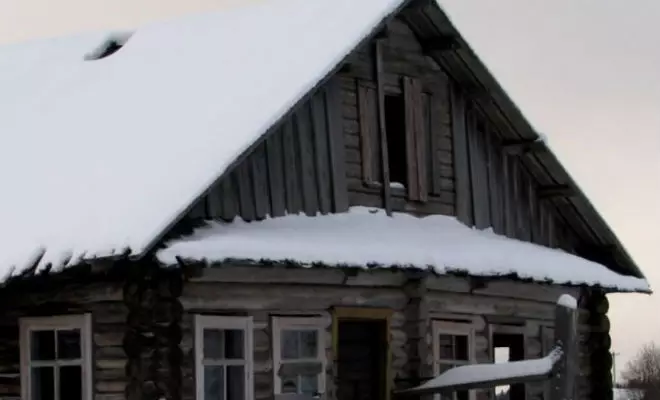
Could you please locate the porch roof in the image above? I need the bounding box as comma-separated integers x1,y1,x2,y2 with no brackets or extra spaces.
157,207,650,293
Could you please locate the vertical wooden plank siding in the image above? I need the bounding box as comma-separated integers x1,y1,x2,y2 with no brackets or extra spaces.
528,184,540,245
265,132,287,218
250,147,270,220
325,77,349,212
295,104,320,216
503,155,516,238
423,93,435,194
206,184,223,218
358,84,376,183
192,78,348,222
235,164,255,221
487,130,505,234
282,119,302,214
468,114,492,228
311,96,333,215
429,92,450,196
375,39,392,215
450,84,473,225
518,170,532,241
413,79,428,202
466,110,489,229
403,77,421,201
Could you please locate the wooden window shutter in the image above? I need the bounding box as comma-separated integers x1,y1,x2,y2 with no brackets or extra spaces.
403,76,428,202
357,83,380,183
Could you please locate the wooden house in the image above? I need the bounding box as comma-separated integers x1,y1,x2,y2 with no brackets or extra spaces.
0,1,650,400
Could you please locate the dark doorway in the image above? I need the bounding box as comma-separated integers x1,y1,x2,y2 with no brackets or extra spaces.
493,333,526,400
336,319,388,400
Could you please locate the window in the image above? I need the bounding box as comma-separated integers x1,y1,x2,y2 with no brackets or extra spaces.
384,93,407,188
272,317,326,397
195,315,253,400
20,314,93,400
432,321,475,400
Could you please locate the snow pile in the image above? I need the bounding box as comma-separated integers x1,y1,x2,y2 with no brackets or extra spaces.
157,207,650,292
0,0,402,276
557,294,578,309
407,347,561,394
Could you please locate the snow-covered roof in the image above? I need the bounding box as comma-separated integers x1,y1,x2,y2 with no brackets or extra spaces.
158,207,650,292
0,0,402,276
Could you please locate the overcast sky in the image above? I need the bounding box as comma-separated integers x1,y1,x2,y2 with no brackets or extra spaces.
1,0,658,378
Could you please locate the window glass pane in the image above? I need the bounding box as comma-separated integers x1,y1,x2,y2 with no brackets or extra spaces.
60,365,82,400
204,329,244,360
57,329,81,360
281,330,300,360
31,366,54,400
280,374,298,394
226,365,245,400
438,334,454,360
299,331,318,359
454,335,469,361
204,366,225,400
300,374,319,396
31,331,56,361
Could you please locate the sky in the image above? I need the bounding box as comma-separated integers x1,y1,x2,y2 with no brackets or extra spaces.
0,0,658,380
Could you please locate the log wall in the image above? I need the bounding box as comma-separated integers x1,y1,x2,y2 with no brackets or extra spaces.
180,265,596,400
0,270,128,400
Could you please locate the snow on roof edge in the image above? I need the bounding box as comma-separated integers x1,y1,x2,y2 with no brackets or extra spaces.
156,207,651,293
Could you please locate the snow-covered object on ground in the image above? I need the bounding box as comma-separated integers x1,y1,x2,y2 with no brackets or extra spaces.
0,0,402,275
157,207,650,292
406,347,561,394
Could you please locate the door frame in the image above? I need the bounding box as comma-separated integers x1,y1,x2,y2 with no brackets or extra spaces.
332,307,393,400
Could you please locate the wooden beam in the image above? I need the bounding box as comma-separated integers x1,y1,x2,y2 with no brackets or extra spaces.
420,36,460,53
374,39,392,216
502,139,547,155
537,184,575,199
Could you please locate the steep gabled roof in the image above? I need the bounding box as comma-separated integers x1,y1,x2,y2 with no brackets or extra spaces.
0,0,403,276
0,0,647,288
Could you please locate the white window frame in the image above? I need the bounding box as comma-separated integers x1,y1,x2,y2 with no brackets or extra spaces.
19,314,93,400
194,315,254,400
272,317,326,396
432,320,476,400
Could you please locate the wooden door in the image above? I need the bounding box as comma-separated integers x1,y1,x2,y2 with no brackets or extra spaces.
336,319,388,400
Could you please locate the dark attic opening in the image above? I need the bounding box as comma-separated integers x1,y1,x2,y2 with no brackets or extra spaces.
84,33,132,61
384,93,407,187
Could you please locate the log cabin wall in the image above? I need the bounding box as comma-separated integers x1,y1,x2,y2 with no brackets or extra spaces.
178,266,595,400
0,273,128,400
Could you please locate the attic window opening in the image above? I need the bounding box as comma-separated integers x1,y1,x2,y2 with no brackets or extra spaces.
384,93,407,188
84,33,132,61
